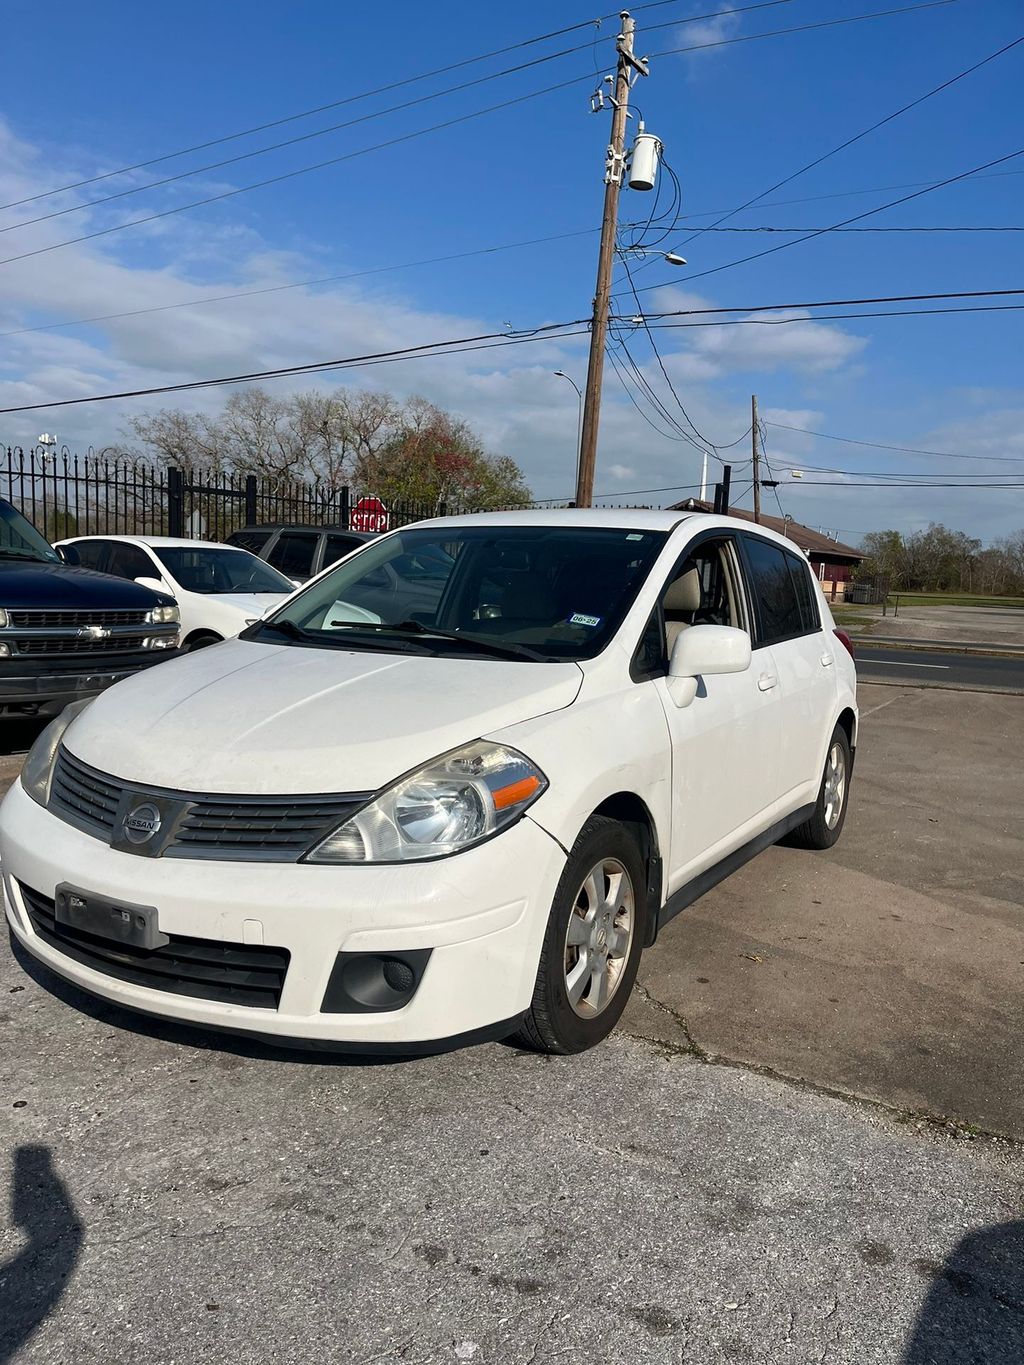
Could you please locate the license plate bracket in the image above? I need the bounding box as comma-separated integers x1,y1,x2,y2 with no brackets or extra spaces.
54,884,169,951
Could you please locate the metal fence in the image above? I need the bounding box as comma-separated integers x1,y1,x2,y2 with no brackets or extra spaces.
0,445,469,542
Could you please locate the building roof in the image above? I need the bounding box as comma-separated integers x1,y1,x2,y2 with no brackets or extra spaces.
668,499,864,561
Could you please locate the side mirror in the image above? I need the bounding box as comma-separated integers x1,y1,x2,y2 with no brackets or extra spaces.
57,544,80,566
135,575,171,596
667,624,752,708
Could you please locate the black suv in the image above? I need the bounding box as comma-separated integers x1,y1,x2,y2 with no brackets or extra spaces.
0,499,180,719
225,524,375,582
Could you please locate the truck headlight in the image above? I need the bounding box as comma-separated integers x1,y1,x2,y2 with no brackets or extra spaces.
20,699,93,807
0,608,8,628
146,605,179,624
305,742,547,864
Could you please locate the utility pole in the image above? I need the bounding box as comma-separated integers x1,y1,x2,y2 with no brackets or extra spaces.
576,12,647,507
751,393,761,523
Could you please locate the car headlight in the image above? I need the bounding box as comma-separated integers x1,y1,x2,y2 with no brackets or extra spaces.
146,605,179,624
305,741,548,864
20,699,93,807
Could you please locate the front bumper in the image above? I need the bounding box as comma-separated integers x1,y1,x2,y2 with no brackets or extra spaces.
0,780,565,1047
0,653,180,716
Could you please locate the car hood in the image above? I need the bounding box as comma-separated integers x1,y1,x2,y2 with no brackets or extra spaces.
64,637,583,793
0,560,173,609
199,591,289,616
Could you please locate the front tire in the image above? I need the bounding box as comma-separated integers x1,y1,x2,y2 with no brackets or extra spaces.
788,724,852,850
510,815,647,1054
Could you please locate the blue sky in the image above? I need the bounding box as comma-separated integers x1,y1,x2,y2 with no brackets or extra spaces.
2,0,1022,543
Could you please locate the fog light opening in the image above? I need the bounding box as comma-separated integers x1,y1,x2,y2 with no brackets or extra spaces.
320,949,432,1014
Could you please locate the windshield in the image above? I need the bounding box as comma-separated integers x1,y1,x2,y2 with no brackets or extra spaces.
0,501,60,563
155,546,293,595
252,524,668,661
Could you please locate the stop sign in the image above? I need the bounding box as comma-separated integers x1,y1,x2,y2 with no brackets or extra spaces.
351,496,389,533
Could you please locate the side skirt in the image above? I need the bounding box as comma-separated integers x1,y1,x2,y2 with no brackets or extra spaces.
656,803,816,936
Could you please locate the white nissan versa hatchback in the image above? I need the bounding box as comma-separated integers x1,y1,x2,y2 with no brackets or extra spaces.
1,511,856,1055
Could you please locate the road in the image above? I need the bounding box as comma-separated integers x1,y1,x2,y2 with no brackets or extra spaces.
855,645,1024,690
2,685,1023,1364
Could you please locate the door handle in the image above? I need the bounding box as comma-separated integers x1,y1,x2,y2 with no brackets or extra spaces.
820,652,834,667
757,672,778,692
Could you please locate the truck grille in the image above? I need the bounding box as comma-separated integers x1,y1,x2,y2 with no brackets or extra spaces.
49,746,370,862
16,636,147,655
20,883,289,1009
8,609,150,629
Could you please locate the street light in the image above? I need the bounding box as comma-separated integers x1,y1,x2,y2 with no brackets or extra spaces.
553,371,583,499
618,248,687,266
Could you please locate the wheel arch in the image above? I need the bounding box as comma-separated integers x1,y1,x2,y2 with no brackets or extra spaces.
836,705,858,752
590,791,663,947
182,628,224,650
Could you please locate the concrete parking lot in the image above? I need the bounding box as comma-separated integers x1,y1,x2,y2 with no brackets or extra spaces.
2,683,1022,1363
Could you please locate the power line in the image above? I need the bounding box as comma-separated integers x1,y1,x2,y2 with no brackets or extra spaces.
645,302,1024,326
608,332,715,454
616,249,724,457
635,284,1024,315
0,71,599,269
4,0,786,213
669,169,1024,217
633,27,1022,274
606,342,698,444
6,286,1021,416
764,421,1024,464
781,479,1024,487
0,2,947,269
648,0,958,60
628,146,1024,293
0,224,613,340
665,224,1024,232
0,321,592,415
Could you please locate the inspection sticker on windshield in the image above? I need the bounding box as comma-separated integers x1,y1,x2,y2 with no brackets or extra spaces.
568,612,602,628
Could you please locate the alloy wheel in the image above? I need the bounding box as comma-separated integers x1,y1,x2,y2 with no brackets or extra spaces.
823,741,847,830
563,857,635,1018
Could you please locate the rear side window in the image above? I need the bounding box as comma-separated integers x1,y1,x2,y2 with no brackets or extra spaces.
73,540,110,571
227,530,269,554
786,550,821,634
268,531,319,579
106,542,156,582
323,533,364,568
742,536,808,645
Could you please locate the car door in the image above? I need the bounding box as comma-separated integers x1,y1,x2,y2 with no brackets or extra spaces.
647,532,782,893
738,532,836,804
105,542,158,586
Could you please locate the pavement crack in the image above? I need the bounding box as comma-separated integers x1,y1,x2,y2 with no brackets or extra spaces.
625,990,1023,1149
631,983,709,1059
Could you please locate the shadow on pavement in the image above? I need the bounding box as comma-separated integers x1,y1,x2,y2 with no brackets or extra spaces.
902,1219,1024,1363
0,1145,84,1364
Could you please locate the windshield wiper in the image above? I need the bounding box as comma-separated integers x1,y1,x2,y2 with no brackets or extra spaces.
329,618,546,662
256,616,427,653
0,549,53,562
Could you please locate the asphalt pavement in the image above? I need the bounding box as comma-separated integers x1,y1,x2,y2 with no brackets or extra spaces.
855,646,1024,691
2,682,1023,1363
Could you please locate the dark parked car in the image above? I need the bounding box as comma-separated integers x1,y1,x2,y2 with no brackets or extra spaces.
224,524,376,582
0,499,179,719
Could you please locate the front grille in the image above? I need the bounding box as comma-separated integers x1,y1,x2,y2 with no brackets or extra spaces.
50,747,121,838
16,636,147,656
21,883,289,1009
49,746,370,861
172,794,366,857
9,609,149,629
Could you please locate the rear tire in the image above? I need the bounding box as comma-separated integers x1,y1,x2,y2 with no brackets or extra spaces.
788,724,852,850
510,815,647,1055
